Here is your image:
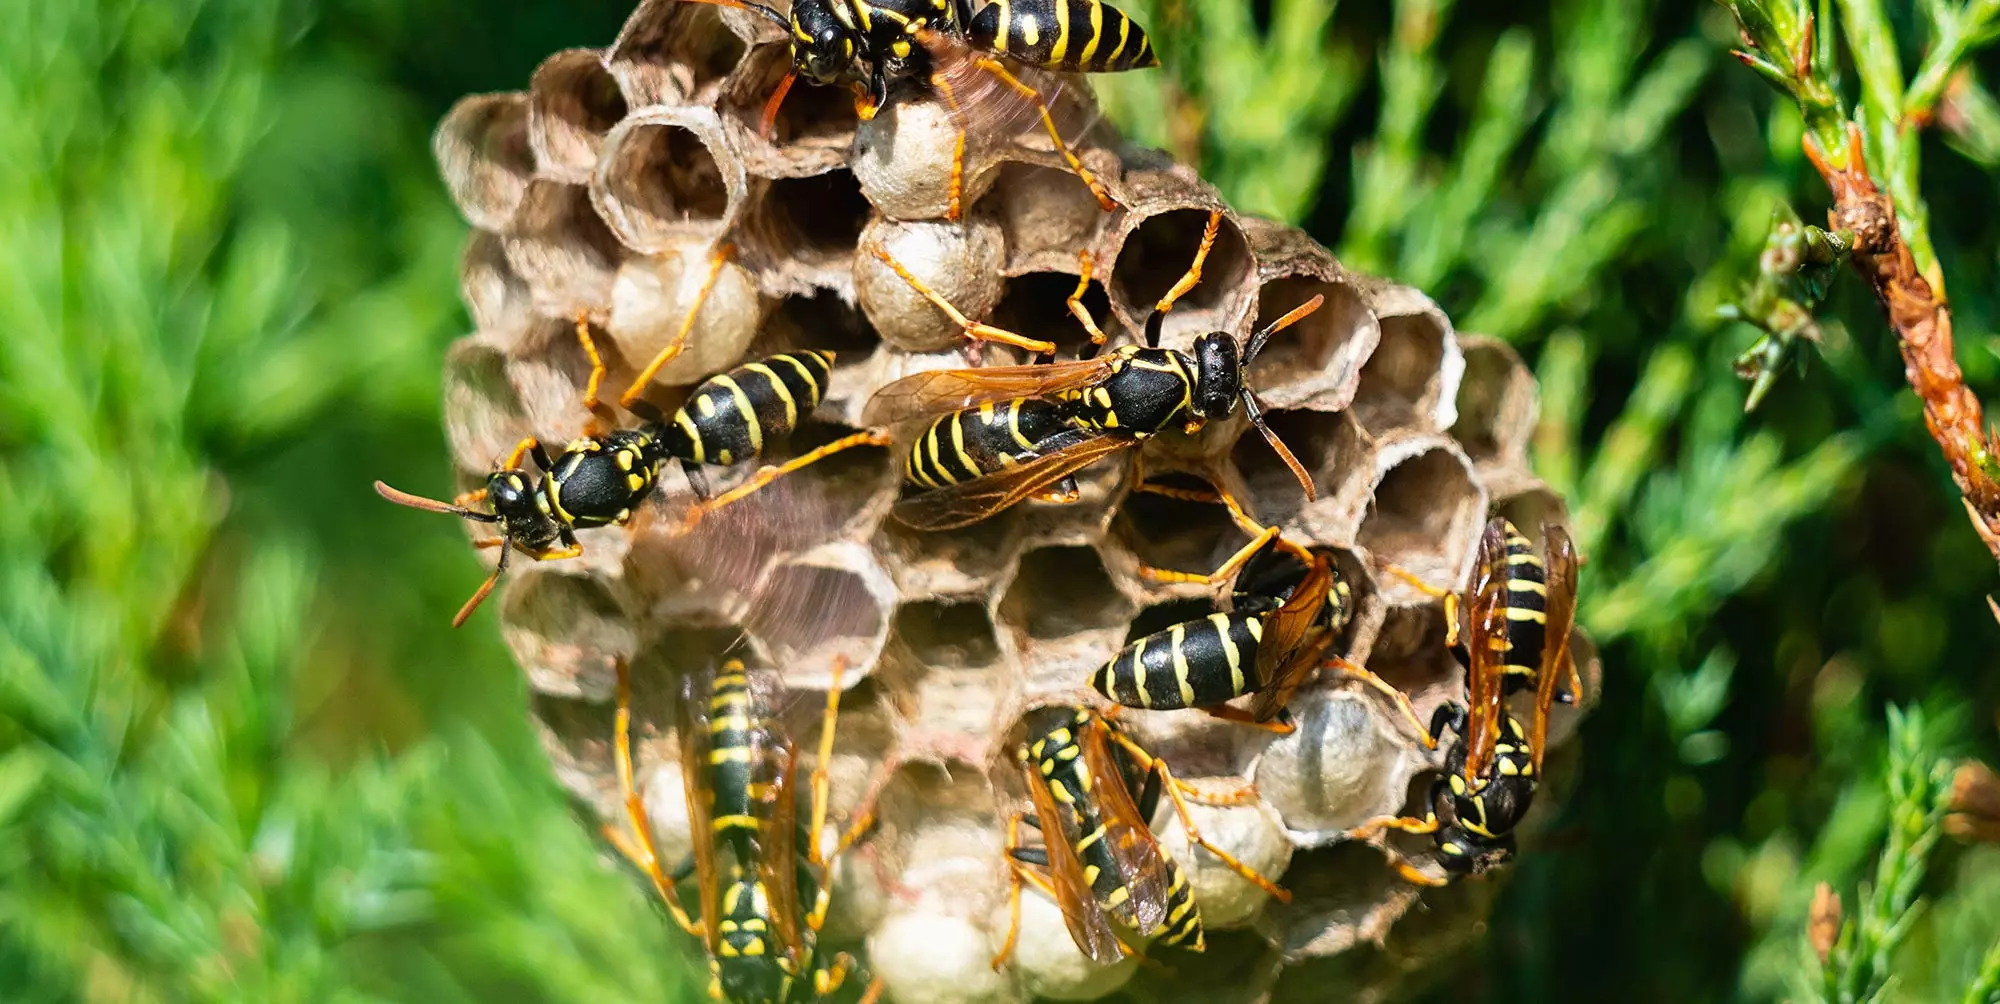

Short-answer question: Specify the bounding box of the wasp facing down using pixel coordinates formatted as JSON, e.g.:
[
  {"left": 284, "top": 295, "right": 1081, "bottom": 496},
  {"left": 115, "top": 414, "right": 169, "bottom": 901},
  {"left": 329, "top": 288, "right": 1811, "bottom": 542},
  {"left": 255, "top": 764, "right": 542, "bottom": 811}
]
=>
[
  {"left": 1090, "top": 480, "right": 1429, "bottom": 738},
  {"left": 1348, "top": 518, "right": 1580, "bottom": 884},
  {"left": 690, "top": 0, "right": 1155, "bottom": 219},
  {"left": 860, "top": 212, "right": 1324, "bottom": 532},
  {"left": 606, "top": 657, "right": 883, "bottom": 1003},
  {"left": 993, "top": 705, "right": 1290, "bottom": 969},
  {"left": 377, "top": 290, "right": 888, "bottom": 626}
]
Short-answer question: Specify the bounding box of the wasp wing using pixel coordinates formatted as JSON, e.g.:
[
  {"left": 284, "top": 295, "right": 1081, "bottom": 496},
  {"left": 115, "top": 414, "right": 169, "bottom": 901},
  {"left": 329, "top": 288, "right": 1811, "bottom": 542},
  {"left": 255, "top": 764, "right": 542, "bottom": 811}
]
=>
[
  {"left": 1020, "top": 757, "right": 1127, "bottom": 965},
  {"left": 861, "top": 358, "right": 1116, "bottom": 427},
  {"left": 919, "top": 30, "right": 1100, "bottom": 153},
  {"left": 1076, "top": 717, "right": 1174, "bottom": 937},
  {"left": 1461, "top": 519, "right": 1513, "bottom": 782},
  {"left": 760, "top": 737, "right": 807, "bottom": 960},
  {"left": 892, "top": 431, "right": 1132, "bottom": 531},
  {"left": 1529, "top": 523, "right": 1579, "bottom": 772},
  {"left": 1249, "top": 551, "right": 1336, "bottom": 723},
  {"left": 676, "top": 668, "right": 724, "bottom": 955}
]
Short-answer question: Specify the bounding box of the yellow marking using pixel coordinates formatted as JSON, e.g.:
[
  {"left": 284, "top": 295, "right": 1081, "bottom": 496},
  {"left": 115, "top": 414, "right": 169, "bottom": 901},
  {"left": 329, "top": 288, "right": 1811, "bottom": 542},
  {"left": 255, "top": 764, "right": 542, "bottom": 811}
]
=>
[
  {"left": 1506, "top": 607, "right": 1548, "bottom": 624},
  {"left": 697, "top": 395, "right": 717, "bottom": 418},
  {"left": 1166, "top": 895, "right": 1194, "bottom": 924},
  {"left": 1131, "top": 636, "right": 1152, "bottom": 707},
  {"left": 712, "top": 375, "right": 762, "bottom": 456},
  {"left": 1055, "top": 745, "right": 1079, "bottom": 761},
  {"left": 740, "top": 937, "right": 766, "bottom": 956},
  {"left": 1440, "top": 841, "right": 1464, "bottom": 855},
  {"left": 892, "top": 39, "right": 911, "bottom": 57},
  {"left": 626, "top": 473, "right": 645, "bottom": 492},
  {"left": 1509, "top": 578, "right": 1547, "bottom": 596},
  {"left": 1083, "top": 863, "right": 1101, "bottom": 885},
  {"left": 853, "top": 0, "right": 871, "bottom": 30},
  {"left": 1170, "top": 624, "right": 1195, "bottom": 706},
  {"left": 747, "top": 362, "right": 797, "bottom": 430},
  {"left": 1449, "top": 775, "right": 1467, "bottom": 795},
  {"left": 616, "top": 507, "right": 631, "bottom": 522},
  {"left": 1076, "top": 825, "right": 1106, "bottom": 851},
  {"left": 1040, "top": 758, "right": 1056, "bottom": 777},
  {"left": 1050, "top": 779, "right": 1074, "bottom": 804},
  {"left": 950, "top": 409, "right": 978, "bottom": 478},
  {"left": 1104, "top": 11, "right": 1128, "bottom": 64},
  {"left": 712, "top": 813, "right": 761, "bottom": 832},
  {"left": 1079, "top": 0, "right": 1103, "bottom": 65},
  {"left": 1507, "top": 552, "right": 1542, "bottom": 567},
  {"left": 793, "top": 21, "right": 813, "bottom": 43},
  {"left": 777, "top": 353, "right": 823, "bottom": 403},
  {"left": 908, "top": 441, "right": 939, "bottom": 488},
  {"left": 709, "top": 715, "right": 749, "bottom": 732},
  {"left": 926, "top": 422, "right": 949, "bottom": 482},
  {"left": 709, "top": 746, "right": 754, "bottom": 764},
  {"left": 996, "top": 0, "right": 1013, "bottom": 51},
  {"left": 1007, "top": 404, "right": 1035, "bottom": 451},
  {"left": 980, "top": 400, "right": 997, "bottom": 421},
  {"left": 676, "top": 410, "right": 706, "bottom": 464},
  {"left": 1499, "top": 758, "right": 1521, "bottom": 776},
  {"left": 617, "top": 450, "right": 634, "bottom": 470},
  {"left": 1051, "top": 0, "right": 1070, "bottom": 63},
  {"left": 1019, "top": 12, "right": 1038, "bottom": 47},
  {"left": 717, "top": 448, "right": 734, "bottom": 466},
  {"left": 1104, "top": 885, "right": 1128, "bottom": 907},
  {"left": 1220, "top": 614, "right": 1246, "bottom": 695}
]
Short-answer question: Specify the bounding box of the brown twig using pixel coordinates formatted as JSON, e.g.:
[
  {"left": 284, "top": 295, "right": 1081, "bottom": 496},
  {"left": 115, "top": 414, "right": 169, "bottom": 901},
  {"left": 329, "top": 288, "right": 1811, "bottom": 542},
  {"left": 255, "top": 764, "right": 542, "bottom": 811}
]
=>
[{"left": 1802, "top": 122, "right": 2000, "bottom": 562}]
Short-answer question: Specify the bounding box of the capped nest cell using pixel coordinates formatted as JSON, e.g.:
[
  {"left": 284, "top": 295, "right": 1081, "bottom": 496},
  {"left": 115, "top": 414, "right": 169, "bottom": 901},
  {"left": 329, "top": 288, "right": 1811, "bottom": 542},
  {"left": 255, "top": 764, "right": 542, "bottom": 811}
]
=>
[{"left": 419, "top": 14, "right": 1596, "bottom": 1004}]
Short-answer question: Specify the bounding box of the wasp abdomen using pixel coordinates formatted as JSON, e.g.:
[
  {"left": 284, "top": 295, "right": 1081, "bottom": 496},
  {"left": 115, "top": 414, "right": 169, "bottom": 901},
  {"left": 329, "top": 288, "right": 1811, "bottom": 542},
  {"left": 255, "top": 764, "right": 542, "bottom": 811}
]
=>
[
  {"left": 904, "top": 396, "right": 1078, "bottom": 489},
  {"left": 965, "top": 0, "right": 1157, "bottom": 73},
  {"left": 1093, "top": 612, "right": 1265, "bottom": 711},
  {"left": 542, "top": 430, "right": 662, "bottom": 529},
  {"left": 668, "top": 351, "right": 835, "bottom": 469}
]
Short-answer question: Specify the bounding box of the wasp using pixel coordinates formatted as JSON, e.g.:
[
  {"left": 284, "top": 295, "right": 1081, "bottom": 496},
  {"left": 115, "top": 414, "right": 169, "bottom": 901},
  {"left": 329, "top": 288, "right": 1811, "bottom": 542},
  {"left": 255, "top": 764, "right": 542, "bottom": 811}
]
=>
[
  {"left": 992, "top": 704, "right": 1289, "bottom": 968},
  {"left": 607, "top": 657, "right": 882, "bottom": 1003},
  {"left": 1348, "top": 518, "right": 1580, "bottom": 884},
  {"left": 376, "top": 291, "right": 888, "bottom": 625},
  {"left": 688, "top": 0, "right": 1155, "bottom": 218},
  {"left": 1089, "top": 480, "right": 1429, "bottom": 739},
  {"left": 860, "top": 212, "right": 1324, "bottom": 532}
]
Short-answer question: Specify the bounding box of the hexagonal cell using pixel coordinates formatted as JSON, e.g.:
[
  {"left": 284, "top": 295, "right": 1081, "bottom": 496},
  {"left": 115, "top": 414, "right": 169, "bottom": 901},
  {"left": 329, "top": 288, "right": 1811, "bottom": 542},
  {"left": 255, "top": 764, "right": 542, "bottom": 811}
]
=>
[
  {"left": 527, "top": 49, "right": 628, "bottom": 184},
  {"left": 737, "top": 169, "right": 873, "bottom": 297},
  {"left": 978, "top": 161, "right": 1109, "bottom": 276},
  {"left": 1229, "top": 407, "right": 1376, "bottom": 538},
  {"left": 1452, "top": 335, "right": 1537, "bottom": 467},
  {"left": 895, "top": 599, "right": 1002, "bottom": 670},
  {"left": 459, "top": 230, "right": 534, "bottom": 347},
  {"left": 592, "top": 107, "right": 746, "bottom": 255},
  {"left": 982, "top": 268, "right": 1112, "bottom": 359},
  {"left": 606, "top": 0, "right": 756, "bottom": 107},
  {"left": 852, "top": 95, "right": 1009, "bottom": 223},
  {"left": 1246, "top": 275, "right": 1377, "bottom": 413},
  {"left": 876, "top": 508, "right": 1027, "bottom": 599},
  {"left": 1490, "top": 475, "right": 1572, "bottom": 545},
  {"left": 1106, "top": 208, "right": 1253, "bottom": 348},
  {"left": 434, "top": 92, "right": 534, "bottom": 232},
  {"left": 1351, "top": 295, "right": 1463, "bottom": 435},
  {"left": 1261, "top": 841, "right": 1438, "bottom": 963},
  {"left": 854, "top": 215, "right": 1008, "bottom": 352},
  {"left": 502, "top": 180, "right": 623, "bottom": 318},
  {"left": 745, "top": 540, "right": 896, "bottom": 685},
  {"left": 532, "top": 687, "right": 627, "bottom": 823},
  {"left": 441, "top": 336, "right": 532, "bottom": 473},
  {"left": 499, "top": 566, "right": 636, "bottom": 700},
  {"left": 718, "top": 45, "right": 861, "bottom": 177},
  {"left": 1110, "top": 479, "right": 1250, "bottom": 588},
  {"left": 1254, "top": 689, "right": 1426, "bottom": 838},
  {"left": 1355, "top": 438, "right": 1484, "bottom": 606},
  {"left": 1000, "top": 544, "right": 1138, "bottom": 689},
  {"left": 605, "top": 243, "right": 766, "bottom": 389}
]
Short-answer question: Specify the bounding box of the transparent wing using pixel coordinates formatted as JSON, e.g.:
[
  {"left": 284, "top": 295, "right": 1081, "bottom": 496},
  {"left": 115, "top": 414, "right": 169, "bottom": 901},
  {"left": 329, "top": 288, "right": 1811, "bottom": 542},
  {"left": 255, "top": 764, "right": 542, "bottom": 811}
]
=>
[
  {"left": 760, "top": 737, "right": 806, "bottom": 959},
  {"left": 676, "top": 669, "right": 723, "bottom": 954},
  {"left": 892, "top": 431, "right": 1131, "bottom": 531},
  {"left": 1461, "top": 519, "right": 1513, "bottom": 782},
  {"left": 1020, "top": 758, "right": 1127, "bottom": 964},
  {"left": 861, "top": 358, "right": 1116, "bottom": 427},
  {"left": 1076, "top": 718, "right": 1173, "bottom": 935},
  {"left": 921, "top": 31, "right": 1101, "bottom": 151},
  {"left": 1529, "top": 524, "right": 1579, "bottom": 772},
  {"left": 1250, "top": 551, "right": 1336, "bottom": 723}
]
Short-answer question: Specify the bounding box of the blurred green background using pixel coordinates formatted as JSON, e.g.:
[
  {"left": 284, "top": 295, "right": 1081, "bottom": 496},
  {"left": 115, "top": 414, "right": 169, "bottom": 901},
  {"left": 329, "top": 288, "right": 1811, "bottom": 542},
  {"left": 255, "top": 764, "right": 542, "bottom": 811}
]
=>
[{"left": 5, "top": 0, "right": 1998, "bottom": 1001}]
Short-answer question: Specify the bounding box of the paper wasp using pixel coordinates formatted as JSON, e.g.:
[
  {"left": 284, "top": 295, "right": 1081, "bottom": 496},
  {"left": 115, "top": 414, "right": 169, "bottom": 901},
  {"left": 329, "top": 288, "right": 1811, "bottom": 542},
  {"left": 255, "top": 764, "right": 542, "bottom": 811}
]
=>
[
  {"left": 684, "top": 0, "right": 1155, "bottom": 218},
  {"left": 860, "top": 212, "right": 1323, "bottom": 532},
  {"left": 1349, "top": 518, "right": 1580, "bottom": 884},
  {"left": 607, "top": 657, "right": 882, "bottom": 1003},
  {"left": 992, "top": 705, "right": 1289, "bottom": 968},
  {"left": 376, "top": 275, "right": 886, "bottom": 626}
]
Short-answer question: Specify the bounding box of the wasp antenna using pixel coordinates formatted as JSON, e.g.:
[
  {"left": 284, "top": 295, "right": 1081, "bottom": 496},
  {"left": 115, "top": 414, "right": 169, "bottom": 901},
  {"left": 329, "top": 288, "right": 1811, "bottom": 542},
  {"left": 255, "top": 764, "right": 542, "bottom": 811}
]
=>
[
  {"left": 1241, "top": 393, "right": 1316, "bottom": 502},
  {"left": 679, "top": 0, "right": 788, "bottom": 28},
  {"left": 758, "top": 67, "right": 798, "bottom": 138},
  {"left": 375, "top": 479, "right": 496, "bottom": 521},
  {"left": 451, "top": 541, "right": 510, "bottom": 628},
  {"left": 1244, "top": 294, "right": 1326, "bottom": 363}
]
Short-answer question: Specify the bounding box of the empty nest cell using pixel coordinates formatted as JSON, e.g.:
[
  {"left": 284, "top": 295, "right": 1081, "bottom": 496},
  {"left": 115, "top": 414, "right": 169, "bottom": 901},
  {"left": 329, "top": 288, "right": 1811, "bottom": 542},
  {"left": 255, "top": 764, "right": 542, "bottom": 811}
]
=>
[
  {"left": 1228, "top": 408, "right": 1374, "bottom": 535},
  {"left": 1356, "top": 440, "right": 1484, "bottom": 604},
  {"left": 986, "top": 269, "right": 1111, "bottom": 359},
  {"left": 1111, "top": 480, "right": 1253, "bottom": 587},
  {"left": 979, "top": 162, "right": 1109, "bottom": 275},
  {"left": 719, "top": 45, "right": 863, "bottom": 174},
  {"left": 502, "top": 180, "right": 624, "bottom": 317},
  {"left": 594, "top": 108, "right": 741, "bottom": 254},
  {"left": 500, "top": 567, "right": 635, "bottom": 700},
  {"left": 999, "top": 545, "right": 1135, "bottom": 642},
  {"left": 745, "top": 540, "right": 897, "bottom": 682},
  {"left": 1246, "top": 275, "right": 1375, "bottom": 413},
  {"left": 435, "top": 92, "right": 534, "bottom": 232},
  {"left": 528, "top": 49, "right": 629, "bottom": 184},
  {"left": 1452, "top": 336, "right": 1539, "bottom": 467},
  {"left": 606, "top": 0, "right": 753, "bottom": 107},
  {"left": 1108, "top": 208, "right": 1253, "bottom": 345},
  {"left": 1352, "top": 310, "right": 1452, "bottom": 435},
  {"left": 895, "top": 599, "right": 1002, "bottom": 670},
  {"left": 441, "top": 337, "right": 532, "bottom": 473},
  {"left": 737, "top": 169, "right": 873, "bottom": 294}
]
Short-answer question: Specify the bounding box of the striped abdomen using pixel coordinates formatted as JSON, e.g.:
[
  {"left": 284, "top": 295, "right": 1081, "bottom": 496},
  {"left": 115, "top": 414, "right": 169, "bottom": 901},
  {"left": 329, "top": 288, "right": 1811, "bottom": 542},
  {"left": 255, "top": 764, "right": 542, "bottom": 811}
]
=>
[
  {"left": 1493, "top": 520, "right": 1549, "bottom": 691},
  {"left": 904, "top": 397, "right": 1077, "bottom": 489},
  {"left": 1092, "top": 612, "right": 1265, "bottom": 711},
  {"left": 705, "top": 661, "right": 771, "bottom": 860},
  {"left": 965, "top": 0, "right": 1158, "bottom": 73},
  {"left": 666, "top": 351, "right": 834, "bottom": 469}
]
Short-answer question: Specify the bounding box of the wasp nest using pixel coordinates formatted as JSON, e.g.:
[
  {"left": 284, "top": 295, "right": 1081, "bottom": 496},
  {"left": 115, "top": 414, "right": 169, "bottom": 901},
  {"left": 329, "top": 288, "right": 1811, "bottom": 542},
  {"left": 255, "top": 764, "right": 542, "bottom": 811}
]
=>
[{"left": 429, "top": 2, "right": 1599, "bottom": 1000}]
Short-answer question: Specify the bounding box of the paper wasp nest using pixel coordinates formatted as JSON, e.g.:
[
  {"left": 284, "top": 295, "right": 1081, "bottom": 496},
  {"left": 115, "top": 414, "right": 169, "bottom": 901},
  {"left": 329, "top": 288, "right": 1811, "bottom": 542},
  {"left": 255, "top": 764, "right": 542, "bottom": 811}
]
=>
[{"left": 430, "top": 2, "right": 1600, "bottom": 1000}]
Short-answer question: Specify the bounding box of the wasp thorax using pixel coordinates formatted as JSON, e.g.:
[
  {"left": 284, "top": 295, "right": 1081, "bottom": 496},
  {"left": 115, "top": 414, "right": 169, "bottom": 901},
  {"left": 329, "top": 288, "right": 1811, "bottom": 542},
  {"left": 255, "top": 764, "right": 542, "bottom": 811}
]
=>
[
  {"left": 1190, "top": 331, "right": 1242, "bottom": 421},
  {"left": 792, "top": 6, "right": 856, "bottom": 85}
]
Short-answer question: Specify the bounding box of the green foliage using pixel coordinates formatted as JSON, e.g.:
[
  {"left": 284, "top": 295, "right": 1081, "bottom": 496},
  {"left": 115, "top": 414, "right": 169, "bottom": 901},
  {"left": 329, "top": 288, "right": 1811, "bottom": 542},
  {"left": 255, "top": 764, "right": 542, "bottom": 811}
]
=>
[{"left": 6, "top": 0, "right": 1999, "bottom": 1002}]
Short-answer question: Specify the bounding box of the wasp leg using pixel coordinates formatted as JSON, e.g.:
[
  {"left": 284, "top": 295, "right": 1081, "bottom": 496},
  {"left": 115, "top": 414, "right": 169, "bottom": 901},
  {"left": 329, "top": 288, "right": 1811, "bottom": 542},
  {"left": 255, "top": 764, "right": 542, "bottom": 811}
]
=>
[
  {"left": 1152, "top": 211, "right": 1220, "bottom": 323},
  {"left": 1375, "top": 845, "right": 1450, "bottom": 887},
  {"left": 927, "top": 68, "right": 972, "bottom": 222},
  {"left": 856, "top": 973, "right": 886, "bottom": 1004},
  {"left": 867, "top": 244, "right": 1057, "bottom": 355},
  {"left": 680, "top": 459, "right": 713, "bottom": 503},
  {"left": 606, "top": 658, "right": 704, "bottom": 936},
  {"left": 574, "top": 312, "right": 620, "bottom": 434},
  {"left": 758, "top": 67, "right": 797, "bottom": 139},
  {"left": 1345, "top": 813, "right": 1439, "bottom": 840},
  {"left": 1138, "top": 524, "right": 1278, "bottom": 586},
  {"left": 992, "top": 811, "right": 1032, "bottom": 970},
  {"left": 1321, "top": 656, "right": 1437, "bottom": 749},
  {"left": 970, "top": 56, "right": 1117, "bottom": 212},
  {"left": 1197, "top": 701, "right": 1295, "bottom": 735},
  {"left": 1110, "top": 731, "right": 1290, "bottom": 903},
  {"left": 619, "top": 243, "right": 735, "bottom": 410},
  {"left": 678, "top": 430, "right": 894, "bottom": 533},
  {"left": 1069, "top": 251, "right": 1109, "bottom": 356}
]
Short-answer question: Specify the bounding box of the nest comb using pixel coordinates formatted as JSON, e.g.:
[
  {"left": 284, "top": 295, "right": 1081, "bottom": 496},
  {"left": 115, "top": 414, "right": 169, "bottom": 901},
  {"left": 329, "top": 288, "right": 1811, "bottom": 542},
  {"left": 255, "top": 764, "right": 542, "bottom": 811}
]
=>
[{"left": 425, "top": 2, "right": 1601, "bottom": 1000}]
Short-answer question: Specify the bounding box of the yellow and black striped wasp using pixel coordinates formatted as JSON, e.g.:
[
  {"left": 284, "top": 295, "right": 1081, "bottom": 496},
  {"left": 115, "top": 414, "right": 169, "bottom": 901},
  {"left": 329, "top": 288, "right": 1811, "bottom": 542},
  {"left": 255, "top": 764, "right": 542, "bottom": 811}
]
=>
[
  {"left": 1349, "top": 518, "right": 1580, "bottom": 884},
  {"left": 607, "top": 656, "right": 883, "bottom": 1003},
  {"left": 375, "top": 280, "right": 887, "bottom": 625},
  {"left": 683, "top": 0, "right": 1155, "bottom": 218},
  {"left": 992, "top": 704, "right": 1290, "bottom": 968},
  {"left": 1090, "top": 480, "right": 1432, "bottom": 739},
  {"left": 860, "top": 212, "right": 1324, "bottom": 532}
]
